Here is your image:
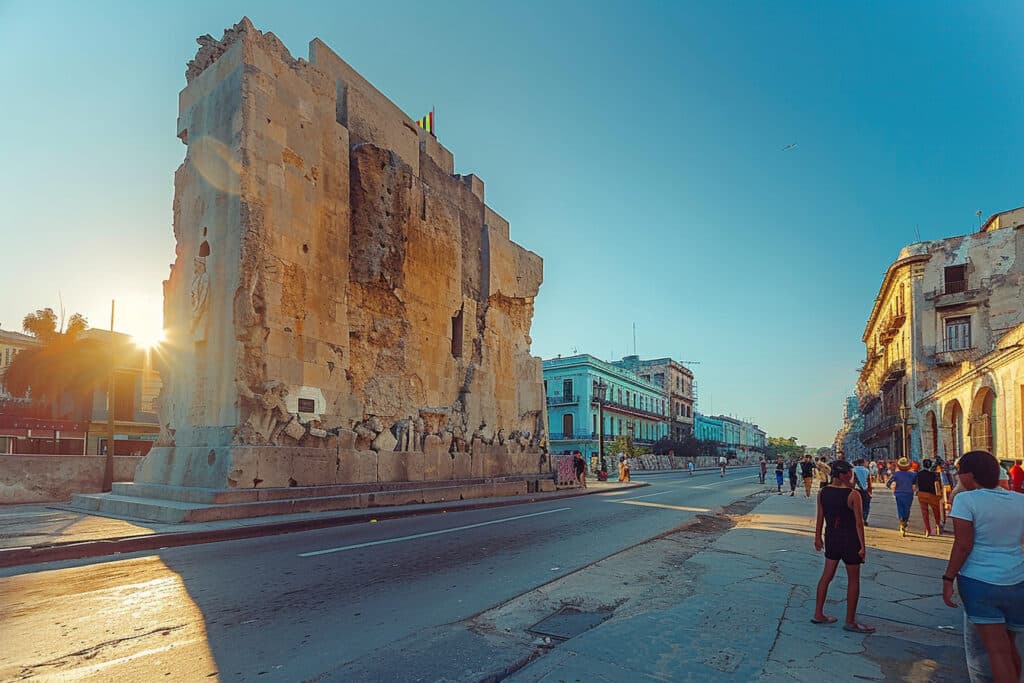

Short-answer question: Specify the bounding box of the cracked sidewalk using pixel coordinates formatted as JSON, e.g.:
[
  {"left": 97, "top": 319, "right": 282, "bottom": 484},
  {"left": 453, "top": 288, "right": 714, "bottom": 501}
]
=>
[{"left": 504, "top": 486, "right": 969, "bottom": 682}]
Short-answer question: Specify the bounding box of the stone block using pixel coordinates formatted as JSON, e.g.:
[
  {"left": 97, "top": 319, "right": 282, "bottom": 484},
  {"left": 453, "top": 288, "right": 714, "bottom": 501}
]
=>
[
  {"left": 372, "top": 429, "right": 398, "bottom": 453},
  {"left": 337, "top": 450, "right": 377, "bottom": 484},
  {"left": 452, "top": 452, "right": 471, "bottom": 479},
  {"left": 377, "top": 451, "right": 424, "bottom": 482}
]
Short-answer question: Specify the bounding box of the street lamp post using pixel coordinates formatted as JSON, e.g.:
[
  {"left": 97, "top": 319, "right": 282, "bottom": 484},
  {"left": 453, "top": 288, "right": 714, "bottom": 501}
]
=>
[
  {"left": 898, "top": 402, "right": 908, "bottom": 461},
  {"left": 595, "top": 379, "right": 607, "bottom": 465}
]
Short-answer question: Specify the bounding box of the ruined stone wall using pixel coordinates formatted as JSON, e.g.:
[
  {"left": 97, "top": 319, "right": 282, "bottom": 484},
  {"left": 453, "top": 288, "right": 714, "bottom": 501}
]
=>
[{"left": 142, "top": 19, "right": 547, "bottom": 489}]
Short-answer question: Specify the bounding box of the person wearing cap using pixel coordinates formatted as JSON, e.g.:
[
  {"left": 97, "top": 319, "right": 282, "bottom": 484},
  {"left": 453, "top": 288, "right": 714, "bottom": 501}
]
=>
[
  {"left": 813, "top": 459, "right": 874, "bottom": 633},
  {"left": 942, "top": 450, "right": 1024, "bottom": 683},
  {"left": 886, "top": 457, "right": 918, "bottom": 537}
]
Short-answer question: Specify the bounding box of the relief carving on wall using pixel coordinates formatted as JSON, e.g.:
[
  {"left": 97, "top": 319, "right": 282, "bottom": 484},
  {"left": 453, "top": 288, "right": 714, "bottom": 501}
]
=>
[{"left": 190, "top": 256, "right": 210, "bottom": 342}]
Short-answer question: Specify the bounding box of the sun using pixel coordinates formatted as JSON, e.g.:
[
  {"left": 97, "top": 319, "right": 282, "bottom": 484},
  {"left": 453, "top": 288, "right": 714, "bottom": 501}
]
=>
[{"left": 132, "top": 328, "right": 166, "bottom": 350}]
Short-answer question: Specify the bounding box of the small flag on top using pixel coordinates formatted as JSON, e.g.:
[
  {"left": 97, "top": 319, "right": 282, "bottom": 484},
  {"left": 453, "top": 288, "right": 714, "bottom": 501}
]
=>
[{"left": 416, "top": 109, "right": 435, "bottom": 136}]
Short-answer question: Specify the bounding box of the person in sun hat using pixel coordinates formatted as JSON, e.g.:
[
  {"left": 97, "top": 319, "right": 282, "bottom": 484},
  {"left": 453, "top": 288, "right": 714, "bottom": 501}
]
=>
[
  {"left": 886, "top": 457, "right": 918, "bottom": 537},
  {"left": 812, "top": 459, "right": 874, "bottom": 633}
]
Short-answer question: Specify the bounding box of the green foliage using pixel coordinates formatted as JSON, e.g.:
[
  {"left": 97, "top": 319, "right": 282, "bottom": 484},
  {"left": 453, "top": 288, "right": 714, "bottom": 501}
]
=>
[
  {"left": 765, "top": 436, "right": 806, "bottom": 461},
  {"left": 6, "top": 307, "right": 101, "bottom": 419}
]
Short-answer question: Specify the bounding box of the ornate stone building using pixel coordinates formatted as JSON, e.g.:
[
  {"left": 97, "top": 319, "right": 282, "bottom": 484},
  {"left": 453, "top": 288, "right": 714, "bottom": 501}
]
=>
[
  {"left": 857, "top": 206, "right": 1024, "bottom": 464},
  {"left": 136, "top": 19, "right": 547, "bottom": 491}
]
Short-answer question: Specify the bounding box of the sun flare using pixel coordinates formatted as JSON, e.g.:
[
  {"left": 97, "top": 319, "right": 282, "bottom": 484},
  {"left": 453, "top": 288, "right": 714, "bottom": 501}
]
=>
[{"left": 131, "top": 329, "right": 166, "bottom": 350}]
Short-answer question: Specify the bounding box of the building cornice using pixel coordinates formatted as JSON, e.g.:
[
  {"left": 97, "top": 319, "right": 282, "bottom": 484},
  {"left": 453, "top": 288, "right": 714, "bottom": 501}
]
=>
[{"left": 862, "top": 253, "right": 930, "bottom": 343}]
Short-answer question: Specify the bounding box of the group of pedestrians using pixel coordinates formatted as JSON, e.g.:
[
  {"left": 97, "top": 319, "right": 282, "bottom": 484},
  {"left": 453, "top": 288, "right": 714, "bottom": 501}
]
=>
[{"left": 788, "top": 449, "right": 1024, "bottom": 682}]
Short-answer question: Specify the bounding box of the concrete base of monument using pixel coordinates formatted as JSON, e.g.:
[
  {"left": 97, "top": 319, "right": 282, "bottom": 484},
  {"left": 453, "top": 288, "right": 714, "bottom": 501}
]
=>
[
  {"left": 69, "top": 475, "right": 557, "bottom": 524},
  {"left": 130, "top": 445, "right": 550, "bottom": 490}
]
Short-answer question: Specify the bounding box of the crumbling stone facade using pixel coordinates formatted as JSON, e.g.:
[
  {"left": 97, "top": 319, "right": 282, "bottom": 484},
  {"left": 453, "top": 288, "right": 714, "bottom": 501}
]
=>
[
  {"left": 857, "top": 207, "right": 1024, "bottom": 463},
  {"left": 139, "top": 18, "right": 547, "bottom": 489}
]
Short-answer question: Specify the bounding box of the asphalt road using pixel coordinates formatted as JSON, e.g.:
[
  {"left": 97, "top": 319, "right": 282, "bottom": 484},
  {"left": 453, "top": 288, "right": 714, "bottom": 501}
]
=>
[{"left": 0, "top": 467, "right": 764, "bottom": 682}]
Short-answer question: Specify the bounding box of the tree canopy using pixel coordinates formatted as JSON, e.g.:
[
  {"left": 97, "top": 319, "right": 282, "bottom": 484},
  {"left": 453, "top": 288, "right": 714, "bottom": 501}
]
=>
[{"left": 4, "top": 308, "right": 103, "bottom": 419}]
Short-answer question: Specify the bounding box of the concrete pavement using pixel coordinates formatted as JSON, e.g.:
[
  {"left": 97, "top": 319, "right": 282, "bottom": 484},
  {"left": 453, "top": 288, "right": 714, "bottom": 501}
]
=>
[{"left": 502, "top": 485, "right": 970, "bottom": 682}]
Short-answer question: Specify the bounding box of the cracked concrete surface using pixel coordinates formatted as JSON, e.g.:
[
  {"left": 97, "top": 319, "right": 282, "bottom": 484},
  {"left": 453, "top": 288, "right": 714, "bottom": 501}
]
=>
[{"left": 504, "top": 489, "right": 970, "bottom": 682}]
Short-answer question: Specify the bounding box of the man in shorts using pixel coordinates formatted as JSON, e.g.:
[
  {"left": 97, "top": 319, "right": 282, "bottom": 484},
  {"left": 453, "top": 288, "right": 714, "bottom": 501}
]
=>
[{"left": 800, "top": 455, "right": 816, "bottom": 497}]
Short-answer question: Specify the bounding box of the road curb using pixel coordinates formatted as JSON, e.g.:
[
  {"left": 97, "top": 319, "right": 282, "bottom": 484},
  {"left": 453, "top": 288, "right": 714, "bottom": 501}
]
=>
[{"left": 0, "top": 482, "right": 649, "bottom": 569}]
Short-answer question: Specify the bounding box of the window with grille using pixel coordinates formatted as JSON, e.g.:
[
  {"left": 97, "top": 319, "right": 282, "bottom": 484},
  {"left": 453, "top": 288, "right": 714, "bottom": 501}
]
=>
[{"left": 944, "top": 265, "right": 967, "bottom": 294}]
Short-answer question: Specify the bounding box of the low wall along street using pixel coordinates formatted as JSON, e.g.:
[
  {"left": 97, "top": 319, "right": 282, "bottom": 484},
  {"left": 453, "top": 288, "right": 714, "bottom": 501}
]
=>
[{"left": 0, "top": 456, "right": 142, "bottom": 504}]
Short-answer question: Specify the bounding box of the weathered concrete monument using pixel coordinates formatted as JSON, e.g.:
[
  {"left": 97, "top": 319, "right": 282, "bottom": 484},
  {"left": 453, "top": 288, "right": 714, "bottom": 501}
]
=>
[{"left": 74, "top": 19, "right": 549, "bottom": 521}]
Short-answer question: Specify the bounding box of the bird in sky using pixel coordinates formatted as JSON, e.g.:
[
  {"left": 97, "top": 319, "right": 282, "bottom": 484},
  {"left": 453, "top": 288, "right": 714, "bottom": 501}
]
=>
[{"left": 782, "top": 143, "right": 798, "bottom": 151}]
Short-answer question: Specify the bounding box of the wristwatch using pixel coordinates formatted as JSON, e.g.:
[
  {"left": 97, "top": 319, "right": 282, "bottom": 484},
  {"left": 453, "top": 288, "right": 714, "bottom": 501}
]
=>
[{"left": 942, "top": 575, "right": 955, "bottom": 582}]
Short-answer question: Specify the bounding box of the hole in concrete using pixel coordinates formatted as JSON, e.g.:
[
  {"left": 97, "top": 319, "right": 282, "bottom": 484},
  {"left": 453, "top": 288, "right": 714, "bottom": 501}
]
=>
[
  {"left": 302, "top": 243, "right": 309, "bottom": 254},
  {"left": 288, "top": 478, "right": 298, "bottom": 487},
  {"left": 198, "top": 240, "right": 211, "bottom": 257},
  {"left": 527, "top": 607, "right": 613, "bottom": 642}
]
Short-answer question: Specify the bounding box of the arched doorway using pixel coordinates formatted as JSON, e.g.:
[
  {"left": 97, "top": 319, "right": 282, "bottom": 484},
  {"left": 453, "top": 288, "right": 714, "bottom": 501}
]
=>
[
  {"left": 969, "top": 387, "right": 997, "bottom": 456},
  {"left": 925, "top": 410, "right": 938, "bottom": 461},
  {"left": 942, "top": 400, "right": 964, "bottom": 460}
]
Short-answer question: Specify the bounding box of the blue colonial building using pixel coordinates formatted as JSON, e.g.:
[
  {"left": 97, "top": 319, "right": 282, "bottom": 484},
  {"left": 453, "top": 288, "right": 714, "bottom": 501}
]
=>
[
  {"left": 694, "top": 412, "right": 724, "bottom": 444},
  {"left": 542, "top": 354, "right": 669, "bottom": 460}
]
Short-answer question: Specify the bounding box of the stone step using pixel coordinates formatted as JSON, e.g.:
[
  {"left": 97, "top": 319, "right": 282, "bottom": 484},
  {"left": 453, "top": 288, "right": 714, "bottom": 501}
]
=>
[
  {"left": 71, "top": 478, "right": 555, "bottom": 524},
  {"left": 110, "top": 476, "right": 523, "bottom": 505}
]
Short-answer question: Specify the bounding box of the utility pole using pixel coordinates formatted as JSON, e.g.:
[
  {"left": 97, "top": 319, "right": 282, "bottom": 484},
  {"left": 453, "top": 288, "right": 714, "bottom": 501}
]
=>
[{"left": 103, "top": 300, "right": 115, "bottom": 492}]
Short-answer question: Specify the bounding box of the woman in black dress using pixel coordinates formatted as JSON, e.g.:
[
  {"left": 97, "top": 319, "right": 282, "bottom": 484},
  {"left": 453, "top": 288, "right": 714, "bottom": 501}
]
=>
[{"left": 812, "top": 459, "right": 874, "bottom": 633}]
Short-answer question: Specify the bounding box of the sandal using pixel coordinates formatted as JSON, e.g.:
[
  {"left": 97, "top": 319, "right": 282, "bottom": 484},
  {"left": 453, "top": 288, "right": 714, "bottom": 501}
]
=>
[
  {"left": 810, "top": 616, "right": 837, "bottom": 624},
  {"left": 843, "top": 623, "right": 875, "bottom": 634}
]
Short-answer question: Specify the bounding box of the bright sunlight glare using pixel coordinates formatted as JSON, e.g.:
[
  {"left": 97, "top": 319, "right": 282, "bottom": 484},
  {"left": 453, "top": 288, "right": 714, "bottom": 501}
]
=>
[{"left": 131, "top": 329, "right": 166, "bottom": 349}]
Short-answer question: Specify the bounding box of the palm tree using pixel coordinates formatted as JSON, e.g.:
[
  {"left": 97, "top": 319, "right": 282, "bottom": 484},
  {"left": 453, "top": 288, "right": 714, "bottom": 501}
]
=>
[{"left": 4, "top": 308, "right": 107, "bottom": 420}]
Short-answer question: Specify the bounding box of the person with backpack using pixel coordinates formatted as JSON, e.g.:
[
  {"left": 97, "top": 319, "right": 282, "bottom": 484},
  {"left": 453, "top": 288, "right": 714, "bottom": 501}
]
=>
[
  {"left": 853, "top": 458, "right": 873, "bottom": 525},
  {"left": 916, "top": 459, "right": 943, "bottom": 537},
  {"left": 788, "top": 459, "right": 799, "bottom": 496}
]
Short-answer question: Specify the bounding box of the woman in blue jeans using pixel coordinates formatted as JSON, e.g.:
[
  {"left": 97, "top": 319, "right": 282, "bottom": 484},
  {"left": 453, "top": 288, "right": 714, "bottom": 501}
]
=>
[
  {"left": 886, "top": 457, "right": 917, "bottom": 536},
  {"left": 943, "top": 451, "right": 1024, "bottom": 683}
]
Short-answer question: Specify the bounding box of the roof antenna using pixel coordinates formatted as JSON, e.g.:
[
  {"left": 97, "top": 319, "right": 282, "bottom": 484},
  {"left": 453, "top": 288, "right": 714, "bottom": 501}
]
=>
[
  {"left": 633, "top": 322, "right": 637, "bottom": 355},
  {"left": 914, "top": 224, "right": 921, "bottom": 241},
  {"left": 977, "top": 210, "right": 983, "bottom": 228}
]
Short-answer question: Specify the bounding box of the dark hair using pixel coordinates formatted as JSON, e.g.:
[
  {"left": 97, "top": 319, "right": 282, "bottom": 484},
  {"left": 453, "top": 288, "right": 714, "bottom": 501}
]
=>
[
  {"left": 922, "top": 459, "right": 932, "bottom": 470},
  {"left": 958, "top": 451, "right": 1000, "bottom": 489}
]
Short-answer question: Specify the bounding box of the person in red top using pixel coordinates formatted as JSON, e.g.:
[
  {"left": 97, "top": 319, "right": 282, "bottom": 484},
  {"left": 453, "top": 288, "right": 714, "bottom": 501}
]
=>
[{"left": 1009, "top": 459, "right": 1024, "bottom": 493}]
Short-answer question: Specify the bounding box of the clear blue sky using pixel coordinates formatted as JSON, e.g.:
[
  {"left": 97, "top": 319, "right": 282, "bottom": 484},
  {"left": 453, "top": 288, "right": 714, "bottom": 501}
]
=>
[{"left": 1, "top": 1, "right": 1021, "bottom": 446}]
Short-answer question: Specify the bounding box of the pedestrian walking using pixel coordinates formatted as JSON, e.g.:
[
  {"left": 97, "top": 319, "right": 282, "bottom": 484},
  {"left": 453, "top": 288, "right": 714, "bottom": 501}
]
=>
[
  {"left": 853, "top": 458, "right": 872, "bottom": 525},
  {"left": 812, "top": 459, "right": 874, "bottom": 633},
  {"left": 917, "top": 459, "right": 943, "bottom": 537},
  {"left": 886, "top": 457, "right": 917, "bottom": 537},
  {"left": 788, "top": 459, "right": 799, "bottom": 496},
  {"left": 572, "top": 452, "right": 587, "bottom": 488},
  {"left": 816, "top": 457, "right": 832, "bottom": 491},
  {"left": 618, "top": 455, "right": 631, "bottom": 483},
  {"left": 775, "top": 458, "right": 784, "bottom": 493},
  {"left": 687, "top": 460, "right": 695, "bottom": 477},
  {"left": 942, "top": 450, "right": 1024, "bottom": 683},
  {"left": 759, "top": 458, "right": 768, "bottom": 485},
  {"left": 800, "top": 455, "right": 816, "bottom": 497},
  {"left": 868, "top": 459, "right": 879, "bottom": 484},
  {"left": 719, "top": 455, "right": 727, "bottom": 477}
]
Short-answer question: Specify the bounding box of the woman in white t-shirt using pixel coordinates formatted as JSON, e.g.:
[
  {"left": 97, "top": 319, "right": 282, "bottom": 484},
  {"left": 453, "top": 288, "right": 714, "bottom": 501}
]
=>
[{"left": 942, "top": 450, "right": 1024, "bottom": 683}]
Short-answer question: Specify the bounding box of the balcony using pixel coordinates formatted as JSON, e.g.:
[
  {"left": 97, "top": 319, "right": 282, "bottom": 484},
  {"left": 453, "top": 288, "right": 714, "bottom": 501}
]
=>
[
  {"left": 859, "top": 415, "right": 899, "bottom": 446},
  {"left": 933, "top": 339, "right": 980, "bottom": 367},
  {"left": 924, "top": 278, "right": 990, "bottom": 309},
  {"left": 546, "top": 394, "right": 579, "bottom": 407},
  {"left": 549, "top": 431, "right": 593, "bottom": 441},
  {"left": 859, "top": 392, "right": 880, "bottom": 414},
  {"left": 880, "top": 359, "right": 906, "bottom": 390},
  {"left": 592, "top": 396, "right": 666, "bottom": 421}
]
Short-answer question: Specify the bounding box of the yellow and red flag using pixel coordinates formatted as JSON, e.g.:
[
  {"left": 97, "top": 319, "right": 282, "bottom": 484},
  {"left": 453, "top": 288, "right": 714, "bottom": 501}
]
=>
[{"left": 416, "top": 110, "right": 434, "bottom": 136}]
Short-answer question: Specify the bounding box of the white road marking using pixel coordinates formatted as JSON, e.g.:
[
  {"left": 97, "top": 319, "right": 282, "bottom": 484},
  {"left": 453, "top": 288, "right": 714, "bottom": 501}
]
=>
[
  {"left": 298, "top": 507, "right": 572, "bottom": 557},
  {"left": 616, "top": 501, "right": 710, "bottom": 512},
  {"left": 614, "top": 490, "right": 675, "bottom": 501},
  {"left": 691, "top": 475, "right": 759, "bottom": 488}
]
